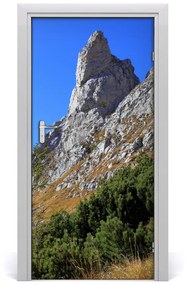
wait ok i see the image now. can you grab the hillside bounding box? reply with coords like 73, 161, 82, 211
32, 31, 154, 226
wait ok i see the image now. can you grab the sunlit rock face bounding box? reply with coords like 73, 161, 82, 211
69, 31, 140, 116
76, 31, 112, 87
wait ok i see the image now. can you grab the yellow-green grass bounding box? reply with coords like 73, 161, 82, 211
95, 256, 154, 280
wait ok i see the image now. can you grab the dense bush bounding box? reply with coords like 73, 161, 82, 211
32, 155, 154, 279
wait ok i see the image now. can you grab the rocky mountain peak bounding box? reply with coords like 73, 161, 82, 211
69, 31, 140, 116
87, 30, 107, 45
76, 31, 111, 87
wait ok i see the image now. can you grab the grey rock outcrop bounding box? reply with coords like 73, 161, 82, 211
69, 31, 139, 116
76, 31, 111, 86
132, 137, 143, 151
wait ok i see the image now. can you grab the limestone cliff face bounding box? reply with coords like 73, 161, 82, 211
76, 31, 112, 86
69, 31, 139, 116
32, 31, 154, 224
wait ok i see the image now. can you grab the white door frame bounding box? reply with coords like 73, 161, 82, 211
18, 4, 168, 281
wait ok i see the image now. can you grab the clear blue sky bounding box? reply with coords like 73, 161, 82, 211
32, 17, 154, 146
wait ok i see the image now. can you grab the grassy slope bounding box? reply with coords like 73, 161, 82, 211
95, 256, 154, 280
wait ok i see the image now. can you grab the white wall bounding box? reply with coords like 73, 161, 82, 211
0, 0, 186, 283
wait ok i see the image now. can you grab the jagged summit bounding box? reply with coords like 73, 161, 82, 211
87, 30, 107, 45
76, 31, 111, 86
69, 31, 139, 116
